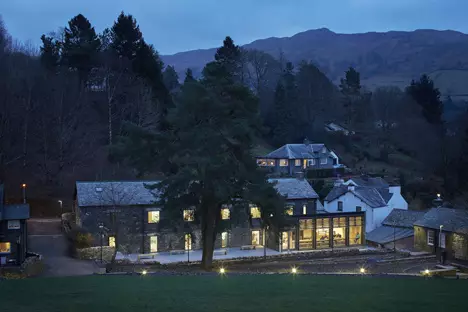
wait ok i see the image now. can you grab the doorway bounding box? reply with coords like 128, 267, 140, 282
221, 232, 228, 248
150, 236, 158, 253
251, 230, 261, 246
185, 234, 192, 250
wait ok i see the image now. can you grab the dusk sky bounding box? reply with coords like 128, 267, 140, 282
1, 0, 466, 55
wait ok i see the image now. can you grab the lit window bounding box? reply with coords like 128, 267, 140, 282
148, 211, 160, 223
250, 205, 261, 219
256, 159, 267, 166
108, 236, 116, 248
338, 201, 343, 212
302, 204, 307, 215
221, 208, 230, 220
279, 159, 289, 167
307, 159, 315, 166
0, 242, 11, 253
185, 234, 192, 250
184, 210, 195, 222
150, 236, 158, 253
285, 205, 294, 216
294, 159, 301, 167
427, 230, 434, 246
320, 158, 327, 165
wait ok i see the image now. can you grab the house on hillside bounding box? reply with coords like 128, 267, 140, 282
366, 209, 426, 250
256, 140, 343, 177
74, 178, 364, 255
323, 176, 408, 232
0, 184, 30, 265
414, 207, 468, 261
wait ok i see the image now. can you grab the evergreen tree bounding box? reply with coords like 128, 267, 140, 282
184, 68, 194, 83
271, 81, 292, 145
339, 67, 365, 127
339, 67, 361, 96
163, 65, 180, 93
110, 12, 142, 60
213, 36, 242, 80
40, 34, 61, 72
406, 74, 443, 125
61, 14, 101, 82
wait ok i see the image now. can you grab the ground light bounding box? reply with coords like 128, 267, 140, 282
142, 270, 147, 275
291, 267, 297, 274
219, 267, 226, 274
424, 269, 430, 275
360, 267, 366, 274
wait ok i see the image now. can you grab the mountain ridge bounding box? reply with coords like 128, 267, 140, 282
161, 28, 468, 96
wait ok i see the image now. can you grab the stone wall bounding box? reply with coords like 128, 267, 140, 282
452, 233, 468, 261
76, 246, 116, 261
414, 226, 434, 253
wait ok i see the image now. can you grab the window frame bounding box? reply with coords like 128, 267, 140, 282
221, 208, 230, 220
279, 159, 289, 167
150, 236, 158, 253
183, 209, 195, 222
285, 205, 294, 216
108, 236, 116, 248
147, 210, 160, 224
294, 159, 301, 167
427, 230, 434, 246
302, 204, 307, 215
338, 201, 343, 212
307, 159, 315, 166
250, 206, 261, 219
356, 206, 362, 212
320, 158, 327, 165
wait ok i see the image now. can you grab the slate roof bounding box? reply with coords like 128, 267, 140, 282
414, 208, 468, 234
324, 185, 388, 208
3, 204, 30, 220
262, 144, 327, 159
76, 181, 161, 207
366, 226, 414, 244
382, 209, 427, 228
268, 178, 319, 200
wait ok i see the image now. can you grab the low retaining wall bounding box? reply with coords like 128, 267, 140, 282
76, 246, 116, 262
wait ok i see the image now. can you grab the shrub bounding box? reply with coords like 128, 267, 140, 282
76, 232, 94, 249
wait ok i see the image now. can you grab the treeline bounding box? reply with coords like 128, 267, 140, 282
1, 12, 468, 205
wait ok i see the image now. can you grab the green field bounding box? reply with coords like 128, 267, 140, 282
0, 275, 466, 312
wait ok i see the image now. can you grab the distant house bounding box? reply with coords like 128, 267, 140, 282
0, 184, 30, 265
366, 209, 426, 250
414, 207, 468, 261
256, 140, 342, 176
324, 176, 408, 232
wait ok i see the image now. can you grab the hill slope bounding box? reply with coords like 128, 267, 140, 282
161, 28, 468, 95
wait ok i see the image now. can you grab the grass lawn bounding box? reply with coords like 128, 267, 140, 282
0, 275, 466, 312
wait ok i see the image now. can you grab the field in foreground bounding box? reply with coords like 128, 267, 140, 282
0, 275, 466, 312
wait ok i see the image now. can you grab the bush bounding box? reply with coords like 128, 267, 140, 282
76, 232, 93, 249
21, 255, 45, 277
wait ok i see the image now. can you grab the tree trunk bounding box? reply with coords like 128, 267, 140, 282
201, 207, 217, 271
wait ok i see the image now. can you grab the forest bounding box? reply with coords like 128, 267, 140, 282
1, 12, 468, 212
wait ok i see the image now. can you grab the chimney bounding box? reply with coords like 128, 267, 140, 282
348, 185, 355, 191
295, 171, 305, 180
303, 138, 310, 146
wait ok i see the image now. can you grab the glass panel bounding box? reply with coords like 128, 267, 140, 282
257, 159, 267, 166
250, 206, 261, 219
148, 211, 160, 223
349, 216, 362, 226
299, 219, 313, 229
302, 204, 307, 215
150, 236, 158, 252
333, 217, 346, 247
349, 226, 362, 245
285, 204, 294, 216
291, 231, 296, 250
279, 159, 289, 167
184, 210, 194, 222
295, 159, 301, 166
251, 230, 261, 245
0, 242, 11, 253
221, 208, 230, 220
316, 218, 330, 228
299, 229, 313, 250
221, 232, 228, 248
282, 232, 289, 251
108, 236, 116, 248
185, 234, 192, 250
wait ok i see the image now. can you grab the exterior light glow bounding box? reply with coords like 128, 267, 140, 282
21, 183, 26, 188
291, 267, 297, 274
142, 270, 147, 275
424, 269, 430, 275
360, 268, 365, 274
437, 193, 441, 198
219, 267, 225, 274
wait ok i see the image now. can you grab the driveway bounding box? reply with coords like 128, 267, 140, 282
28, 219, 97, 277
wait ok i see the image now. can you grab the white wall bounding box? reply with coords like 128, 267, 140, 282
387, 187, 408, 210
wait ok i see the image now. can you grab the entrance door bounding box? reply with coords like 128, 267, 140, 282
150, 236, 158, 253
281, 232, 289, 251
221, 232, 228, 248
251, 230, 260, 246
185, 234, 192, 250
